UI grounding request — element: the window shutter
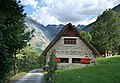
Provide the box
[81,58,90,64]
[54,58,61,63]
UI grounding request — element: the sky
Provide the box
[20,0,120,26]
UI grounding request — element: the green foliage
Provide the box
[55,56,120,83]
[17,46,44,72]
[46,50,57,83]
[80,30,92,42]
[0,31,11,83]
[91,9,120,53]
[0,0,33,82]
[10,72,27,81]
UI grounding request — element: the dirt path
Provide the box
[14,69,44,83]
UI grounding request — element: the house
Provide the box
[42,23,99,69]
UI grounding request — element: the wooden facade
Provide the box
[63,27,79,37]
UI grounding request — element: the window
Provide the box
[72,58,81,63]
[54,58,69,63]
[60,58,69,63]
[64,38,76,44]
[72,58,90,64]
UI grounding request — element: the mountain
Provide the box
[24,4,120,50]
[25,17,86,50]
[113,4,120,12]
[46,24,64,38]
[82,4,120,32]
[77,24,86,31]
[82,22,95,32]
[25,17,53,50]
[45,24,86,37]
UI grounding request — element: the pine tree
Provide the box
[91,9,120,54]
[0,0,33,82]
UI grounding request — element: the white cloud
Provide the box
[80,17,97,25]
[25,0,120,25]
[31,7,61,26]
[20,0,38,9]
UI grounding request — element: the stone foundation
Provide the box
[57,63,95,69]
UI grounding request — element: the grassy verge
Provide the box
[55,55,120,83]
[9,72,27,83]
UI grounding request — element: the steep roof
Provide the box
[42,23,99,56]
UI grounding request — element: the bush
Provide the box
[46,50,57,83]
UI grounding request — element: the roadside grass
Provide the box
[10,72,27,82]
[55,55,120,83]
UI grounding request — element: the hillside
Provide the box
[55,56,120,83]
[25,17,64,50]
[83,4,120,32]
[82,22,95,32]
[113,4,120,12]
[25,17,52,50]
[77,24,86,31]
[46,24,64,38]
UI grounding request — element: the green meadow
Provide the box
[55,56,120,83]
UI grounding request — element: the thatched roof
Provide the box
[42,23,99,56]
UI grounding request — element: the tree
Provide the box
[46,50,57,83]
[80,30,92,42]
[17,46,44,72]
[91,9,120,54]
[0,31,10,83]
[0,0,33,82]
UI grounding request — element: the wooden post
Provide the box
[118,45,120,55]
[13,54,17,75]
[105,51,107,57]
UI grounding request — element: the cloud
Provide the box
[80,16,97,25]
[31,7,62,26]
[24,0,120,25]
[20,0,38,9]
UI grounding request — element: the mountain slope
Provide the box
[46,24,64,38]
[113,4,120,12]
[77,24,86,31]
[25,17,53,50]
[83,4,120,32]
[82,22,96,32]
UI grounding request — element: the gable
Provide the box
[51,37,93,57]
[42,23,99,56]
[63,26,79,37]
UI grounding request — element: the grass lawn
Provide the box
[55,55,120,83]
[9,72,27,83]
